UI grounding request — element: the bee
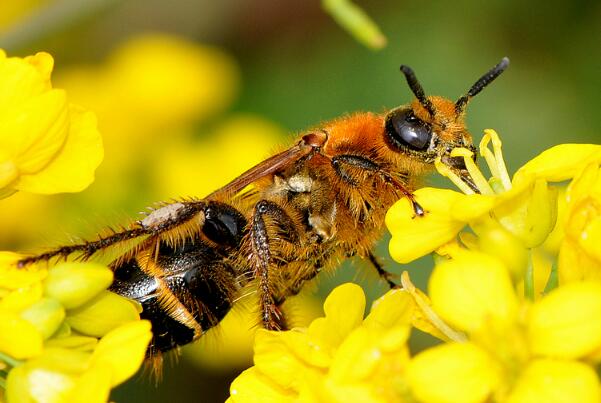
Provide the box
[18,58,509,360]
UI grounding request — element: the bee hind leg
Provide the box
[250,200,302,331]
[17,226,149,267]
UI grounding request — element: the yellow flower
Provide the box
[386,130,601,301]
[558,161,601,283]
[0,255,150,402]
[229,283,415,403]
[406,249,601,402]
[5,321,152,403]
[0,50,103,198]
[386,130,592,265]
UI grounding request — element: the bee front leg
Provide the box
[250,200,300,331]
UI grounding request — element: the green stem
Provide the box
[524,254,535,301]
[0,376,5,389]
[543,260,559,294]
[0,0,121,52]
[0,352,22,369]
[322,0,387,49]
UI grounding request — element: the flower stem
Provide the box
[0,352,21,368]
[0,376,6,389]
[524,255,535,301]
[322,0,387,49]
[543,261,559,294]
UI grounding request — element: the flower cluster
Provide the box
[229,130,601,402]
[0,255,152,402]
[229,283,414,402]
[0,50,150,402]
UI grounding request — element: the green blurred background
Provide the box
[1,0,600,401]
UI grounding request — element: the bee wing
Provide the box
[207,143,313,198]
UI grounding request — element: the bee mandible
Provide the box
[18,57,509,360]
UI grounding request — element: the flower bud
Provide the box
[20,297,65,339]
[44,262,113,309]
[66,291,139,337]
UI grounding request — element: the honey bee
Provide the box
[18,58,509,359]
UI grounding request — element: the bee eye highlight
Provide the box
[385,109,432,151]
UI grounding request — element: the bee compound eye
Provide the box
[385,109,433,151]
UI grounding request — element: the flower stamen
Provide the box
[450,148,495,195]
[480,129,512,191]
[435,157,476,195]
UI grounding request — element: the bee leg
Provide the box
[17,226,149,267]
[367,251,397,289]
[251,200,300,331]
[331,154,424,217]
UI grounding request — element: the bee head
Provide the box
[384,58,509,191]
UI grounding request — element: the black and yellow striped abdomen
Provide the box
[109,201,249,355]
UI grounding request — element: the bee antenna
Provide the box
[399,65,437,117]
[455,57,510,115]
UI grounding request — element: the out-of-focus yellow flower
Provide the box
[0,50,103,199]
[0,255,150,402]
[152,114,285,198]
[228,283,415,403]
[56,33,239,166]
[406,249,601,402]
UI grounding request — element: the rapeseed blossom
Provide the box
[0,50,103,199]
[228,283,415,403]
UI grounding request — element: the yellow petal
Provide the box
[475,222,529,281]
[386,188,467,263]
[0,282,43,312]
[408,342,499,403]
[429,250,518,333]
[253,329,324,391]
[6,363,76,403]
[0,51,53,111]
[494,179,558,248]
[308,283,365,351]
[400,271,466,343]
[528,282,601,359]
[46,335,98,351]
[229,367,296,403]
[364,288,413,332]
[508,359,601,403]
[66,291,139,337]
[558,238,601,283]
[20,297,65,339]
[328,326,390,383]
[44,262,113,309]
[0,311,43,359]
[16,106,103,194]
[68,363,112,403]
[514,144,601,184]
[90,320,152,387]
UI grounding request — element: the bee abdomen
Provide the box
[110,201,249,354]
